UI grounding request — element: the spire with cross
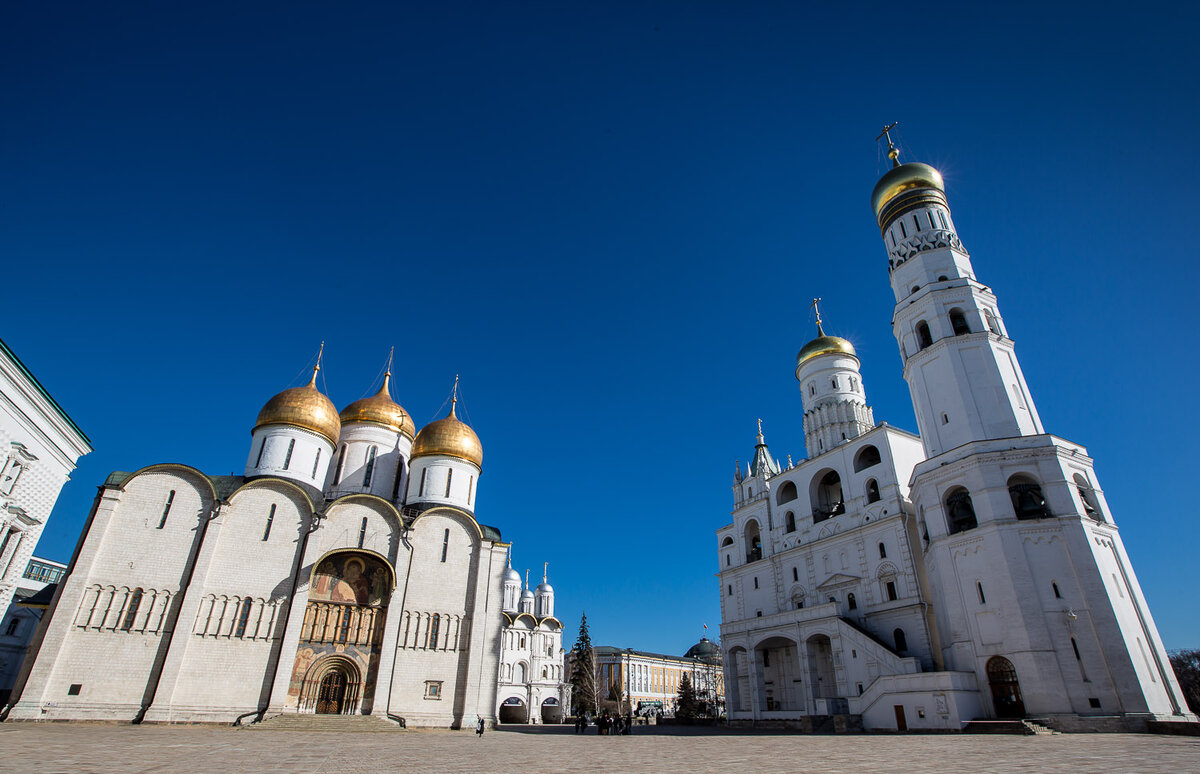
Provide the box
[876,121,901,168]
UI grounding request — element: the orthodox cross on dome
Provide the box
[385,346,394,377]
[756,418,765,444]
[448,374,460,416]
[308,341,326,386]
[524,568,530,590]
[810,297,827,336]
[875,121,901,167]
[543,562,549,582]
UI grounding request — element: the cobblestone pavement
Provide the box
[2,723,1198,773]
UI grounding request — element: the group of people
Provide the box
[574,711,633,735]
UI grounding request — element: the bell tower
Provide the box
[873,126,1041,458]
[871,126,1189,725]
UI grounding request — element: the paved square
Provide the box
[2,723,1198,773]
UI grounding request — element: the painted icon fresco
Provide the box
[310,553,391,606]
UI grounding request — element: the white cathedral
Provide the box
[6,363,565,727]
[717,137,1193,732]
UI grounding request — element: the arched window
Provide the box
[1073,474,1101,520]
[721,537,734,546]
[809,383,816,396]
[1008,474,1050,520]
[235,597,253,637]
[428,614,440,648]
[949,308,971,335]
[283,438,296,470]
[311,447,322,479]
[878,542,887,559]
[363,446,377,487]
[893,628,907,653]
[945,487,978,534]
[121,589,143,631]
[854,445,881,472]
[255,438,267,468]
[776,481,798,505]
[744,520,762,562]
[441,528,450,562]
[847,592,857,611]
[866,479,880,503]
[915,321,933,350]
[811,470,844,523]
[785,511,796,533]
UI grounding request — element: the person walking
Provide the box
[476,716,485,737]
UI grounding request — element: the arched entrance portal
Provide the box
[987,656,1025,718]
[498,696,528,724]
[287,549,395,715]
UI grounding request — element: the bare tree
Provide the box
[1169,649,1200,714]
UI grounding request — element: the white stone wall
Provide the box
[245,426,333,490]
[407,454,481,513]
[324,423,412,502]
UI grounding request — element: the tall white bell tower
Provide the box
[873,126,1189,725]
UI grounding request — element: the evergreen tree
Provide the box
[676,672,699,720]
[569,612,598,716]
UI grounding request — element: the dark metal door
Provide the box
[987,657,1025,719]
[316,671,347,714]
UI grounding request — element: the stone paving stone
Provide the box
[1,723,1198,773]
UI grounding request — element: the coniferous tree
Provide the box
[569,612,599,716]
[676,672,699,720]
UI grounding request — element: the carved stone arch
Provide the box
[875,561,899,578]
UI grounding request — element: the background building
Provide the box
[496,563,568,723]
[718,141,1193,732]
[0,338,92,617]
[0,556,67,704]
[591,639,725,717]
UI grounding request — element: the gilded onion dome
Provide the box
[254,367,341,445]
[797,322,857,368]
[339,372,415,438]
[412,390,483,468]
[870,162,945,221]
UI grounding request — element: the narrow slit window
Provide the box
[928,212,937,229]
[263,504,276,541]
[158,491,176,529]
[899,220,907,238]
[255,439,267,467]
[913,214,922,232]
[334,445,347,484]
[358,516,368,548]
[977,581,986,605]
[441,528,450,563]
[792,567,798,581]
[121,589,143,631]
[363,446,377,487]
[468,476,474,504]
[419,469,427,497]
[1053,582,1062,599]
[445,468,453,497]
[429,614,441,648]
[311,448,321,479]
[283,438,295,470]
[938,211,948,229]
[236,598,253,637]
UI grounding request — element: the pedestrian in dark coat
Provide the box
[476,717,485,737]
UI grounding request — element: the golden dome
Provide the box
[796,325,857,369]
[412,394,483,468]
[254,369,341,445]
[339,373,415,438]
[871,162,945,220]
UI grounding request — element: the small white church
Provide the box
[717,135,1193,732]
[6,362,565,727]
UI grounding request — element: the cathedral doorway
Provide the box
[986,656,1025,718]
[316,669,349,714]
[806,634,836,699]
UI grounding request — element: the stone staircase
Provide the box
[245,713,403,732]
[962,719,1057,735]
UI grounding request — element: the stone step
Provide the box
[962,719,1051,735]
[246,713,402,732]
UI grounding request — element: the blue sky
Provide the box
[3,2,1198,655]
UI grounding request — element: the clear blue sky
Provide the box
[3,2,1198,655]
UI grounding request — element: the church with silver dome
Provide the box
[7,358,563,727]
